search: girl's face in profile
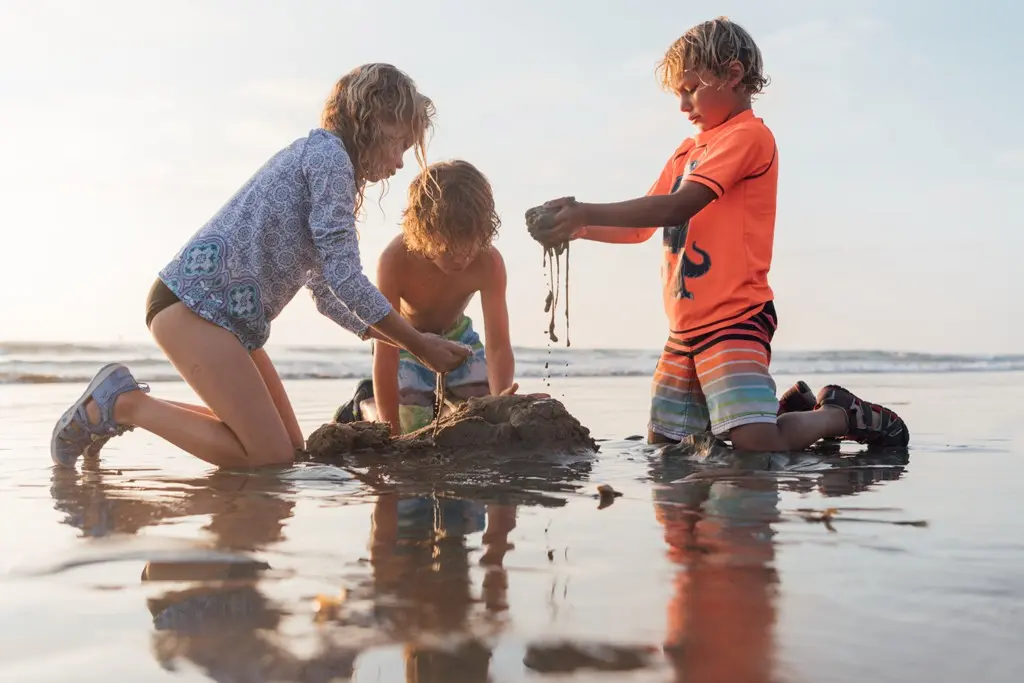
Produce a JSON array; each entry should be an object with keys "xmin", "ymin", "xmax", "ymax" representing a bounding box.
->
[{"xmin": 364, "ymin": 122, "xmax": 414, "ymax": 183}]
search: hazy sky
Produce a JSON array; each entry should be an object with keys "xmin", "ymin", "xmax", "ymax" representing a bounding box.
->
[{"xmin": 0, "ymin": 0, "xmax": 1019, "ymax": 354}]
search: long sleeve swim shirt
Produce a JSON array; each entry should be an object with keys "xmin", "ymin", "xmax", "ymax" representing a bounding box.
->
[{"xmin": 157, "ymin": 129, "xmax": 392, "ymax": 350}]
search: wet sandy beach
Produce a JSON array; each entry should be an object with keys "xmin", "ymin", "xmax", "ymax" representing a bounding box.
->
[{"xmin": 1, "ymin": 373, "xmax": 1021, "ymax": 682}]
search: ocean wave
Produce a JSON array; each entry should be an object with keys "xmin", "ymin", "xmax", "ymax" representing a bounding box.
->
[
  {"xmin": 0, "ymin": 372, "xmax": 67, "ymax": 384},
  {"xmin": 1, "ymin": 343, "xmax": 1021, "ymax": 385}
]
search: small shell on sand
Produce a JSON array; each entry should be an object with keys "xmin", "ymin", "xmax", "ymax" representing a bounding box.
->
[
  {"xmin": 312, "ymin": 588, "xmax": 347, "ymax": 623},
  {"xmin": 597, "ymin": 484, "xmax": 622, "ymax": 509}
]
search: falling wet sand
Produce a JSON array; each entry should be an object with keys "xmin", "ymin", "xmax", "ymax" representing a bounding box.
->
[
  {"xmin": 526, "ymin": 203, "xmax": 571, "ymax": 348},
  {"xmin": 432, "ymin": 371, "xmax": 446, "ymax": 441},
  {"xmin": 542, "ymin": 241, "xmax": 570, "ymax": 347}
]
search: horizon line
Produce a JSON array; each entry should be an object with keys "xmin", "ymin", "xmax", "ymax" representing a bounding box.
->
[{"xmin": 0, "ymin": 339, "xmax": 1019, "ymax": 358}]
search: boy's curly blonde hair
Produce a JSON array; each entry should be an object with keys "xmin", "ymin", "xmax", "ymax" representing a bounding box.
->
[
  {"xmin": 656, "ymin": 17, "xmax": 769, "ymax": 96},
  {"xmin": 321, "ymin": 63, "xmax": 435, "ymax": 214},
  {"xmin": 401, "ymin": 160, "xmax": 500, "ymax": 259}
]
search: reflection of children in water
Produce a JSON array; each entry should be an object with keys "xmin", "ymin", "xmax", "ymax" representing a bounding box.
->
[
  {"xmin": 369, "ymin": 492, "xmax": 517, "ymax": 683},
  {"xmin": 48, "ymin": 465, "xmax": 359, "ymax": 682},
  {"xmin": 816, "ymin": 453, "xmax": 908, "ymax": 497},
  {"xmin": 49, "ymin": 466, "xmax": 295, "ymax": 548},
  {"xmin": 651, "ymin": 461, "xmax": 781, "ymax": 683}
]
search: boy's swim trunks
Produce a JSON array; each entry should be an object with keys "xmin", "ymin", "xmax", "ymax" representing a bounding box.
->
[
  {"xmin": 650, "ymin": 302, "xmax": 779, "ymax": 440},
  {"xmin": 397, "ymin": 315, "xmax": 489, "ymax": 434}
]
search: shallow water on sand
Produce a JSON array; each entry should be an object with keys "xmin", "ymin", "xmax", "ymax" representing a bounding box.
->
[{"xmin": 1, "ymin": 373, "xmax": 1022, "ymax": 682}]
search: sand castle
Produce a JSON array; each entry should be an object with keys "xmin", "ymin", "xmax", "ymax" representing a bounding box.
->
[{"xmin": 302, "ymin": 394, "xmax": 598, "ymax": 462}]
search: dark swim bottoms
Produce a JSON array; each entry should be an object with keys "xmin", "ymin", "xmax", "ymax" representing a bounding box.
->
[{"xmin": 145, "ymin": 278, "xmax": 182, "ymax": 328}]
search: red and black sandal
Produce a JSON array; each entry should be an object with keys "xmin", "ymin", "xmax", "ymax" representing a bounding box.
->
[
  {"xmin": 815, "ymin": 385, "xmax": 909, "ymax": 449},
  {"xmin": 778, "ymin": 380, "xmax": 816, "ymax": 416}
]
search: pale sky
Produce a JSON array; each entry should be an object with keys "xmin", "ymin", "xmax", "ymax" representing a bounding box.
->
[{"xmin": 0, "ymin": 0, "xmax": 1019, "ymax": 354}]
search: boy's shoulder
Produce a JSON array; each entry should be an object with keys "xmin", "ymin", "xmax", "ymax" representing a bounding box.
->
[
  {"xmin": 683, "ymin": 113, "xmax": 777, "ymax": 173},
  {"xmin": 455, "ymin": 246, "xmax": 506, "ymax": 289},
  {"xmin": 481, "ymin": 243, "xmax": 504, "ymax": 261},
  {"xmin": 376, "ymin": 235, "xmax": 413, "ymax": 280},
  {"xmin": 710, "ymin": 113, "xmax": 776, "ymax": 151},
  {"xmin": 379, "ymin": 234, "xmax": 410, "ymax": 263},
  {"xmin": 471, "ymin": 246, "xmax": 506, "ymax": 293},
  {"xmin": 476, "ymin": 245, "xmax": 505, "ymax": 272},
  {"xmin": 731, "ymin": 114, "xmax": 775, "ymax": 140}
]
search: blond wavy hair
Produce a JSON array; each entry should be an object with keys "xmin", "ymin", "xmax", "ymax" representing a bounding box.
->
[
  {"xmin": 401, "ymin": 160, "xmax": 500, "ymax": 258},
  {"xmin": 656, "ymin": 17, "xmax": 769, "ymax": 97},
  {"xmin": 321, "ymin": 63, "xmax": 435, "ymax": 214}
]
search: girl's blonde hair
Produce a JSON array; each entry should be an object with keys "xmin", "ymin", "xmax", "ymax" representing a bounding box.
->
[
  {"xmin": 656, "ymin": 17, "xmax": 769, "ymax": 96},
  {"xmin": 321, "ymin": 63, "xmax": 435, "ymax": 214},
  {"xmin": 401, "ymin": 160, "xmax": 500, "ymax": 259}
]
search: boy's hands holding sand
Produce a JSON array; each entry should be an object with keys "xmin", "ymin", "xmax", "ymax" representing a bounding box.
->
[{"xmin": 526, "ymin": 197, "xmax": 587, "ymax": 247}]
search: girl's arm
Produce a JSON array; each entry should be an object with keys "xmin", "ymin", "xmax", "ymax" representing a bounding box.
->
[
  {"xmin": 371, "ymin": 247, "xmax": 405, "ymax": 435},
  {"xmin": 302, "ymin": 132, "xmax": 468, "ymax": 373},
  {"xmin": 302, "ymin": 132, "xmax": 393, "ymax": 332}
]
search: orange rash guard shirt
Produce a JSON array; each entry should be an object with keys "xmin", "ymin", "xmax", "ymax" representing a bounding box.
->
[{"xmin": 648, "ymin": 109, "xmax": 779, "ymax": 337}]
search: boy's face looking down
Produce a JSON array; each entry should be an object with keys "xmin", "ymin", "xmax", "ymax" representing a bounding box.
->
[
  {"xmin": 675, "ymin": 63, "xmax": 747, "ymax": 133},
  {"xmin": 401, "ymin": 160, "xmax": 499, "ymax": 272},
  {"xmin": 429, "ymin": 244, "xmax": 482, "ymax": 274},
  {"xmin": 657, "ymin": 18, "xmax": 768, "ymax": 133}
]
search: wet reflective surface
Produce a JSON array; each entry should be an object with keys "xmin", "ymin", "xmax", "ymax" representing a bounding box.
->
[{"xmin": 1, "ymin": 373, "xmax": 1022, "ymax": 682}]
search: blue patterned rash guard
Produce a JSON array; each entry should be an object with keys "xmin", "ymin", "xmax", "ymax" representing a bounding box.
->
[{"xmin": 158, "ymin": 129, "xmax": 392, "ymax": 350}]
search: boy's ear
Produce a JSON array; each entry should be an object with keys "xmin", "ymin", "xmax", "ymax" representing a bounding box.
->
[{"xmin": 724, "ymin": 60, "xmax": 744, "ymax": 91}]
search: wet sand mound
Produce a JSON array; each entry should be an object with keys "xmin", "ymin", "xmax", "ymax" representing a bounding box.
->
[{"xmin": 302, "ymin": 395, "xmax": 598, "ymax": 463}]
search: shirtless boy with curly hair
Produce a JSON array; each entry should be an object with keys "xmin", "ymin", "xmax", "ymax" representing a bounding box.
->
[{"xmin": 336, "ymin": 160, "xmax": 525, "ymax": 435}]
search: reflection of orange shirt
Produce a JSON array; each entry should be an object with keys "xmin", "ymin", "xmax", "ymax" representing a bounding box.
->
[{"xmin": 649, "ymin": 110, "xmax": 778, "ymax": 337}]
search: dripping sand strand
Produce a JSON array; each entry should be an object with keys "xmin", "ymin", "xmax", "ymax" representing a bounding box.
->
[
  {"xmin": 432, "ymin": 371, "xmax": 446, "ymax": 441},
  {"xmin": 542, "ymin": 241, "xmax": 570, "ymax": 347}
]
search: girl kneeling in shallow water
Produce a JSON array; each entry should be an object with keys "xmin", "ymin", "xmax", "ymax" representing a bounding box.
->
[{"xmin": 51, "ymin": 63, "xmax": 470, "ymax": 470}]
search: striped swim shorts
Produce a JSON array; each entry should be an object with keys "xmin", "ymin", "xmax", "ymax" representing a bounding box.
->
[{"xmin": 650, "ymin": 303, "xmax": 779, "ymax": 440}]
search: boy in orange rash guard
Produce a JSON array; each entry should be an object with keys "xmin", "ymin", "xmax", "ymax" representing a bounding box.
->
[{"xmin": 529, "ymin": 17, "xmax": 908, "ymax": 453}]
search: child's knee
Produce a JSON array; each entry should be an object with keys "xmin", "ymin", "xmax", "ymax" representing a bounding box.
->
[
  {"xmin": 246, "ymin": 442, "xmax": 296, "ymax": 467},
  {"xmin": 648, "ymin": 429, "xmax": 679, "ymax": 445}
]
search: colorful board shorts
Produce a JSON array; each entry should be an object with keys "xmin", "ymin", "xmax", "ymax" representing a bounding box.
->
[
  {"xmin": 397, "ymin": 315, "xmax": 489, "ymax": 434},
  {"xmin": 650, "ymin": 303, "xmax": 779, "ymax": 440},
  {"xmin": 395, "ymin": 495, "xmax": 487, "ymax": 546}
]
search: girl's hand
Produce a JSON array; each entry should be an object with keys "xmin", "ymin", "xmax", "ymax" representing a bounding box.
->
[{"xmin": 415, "ymin": 334, "xmax": 471, "ymax": 374}]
